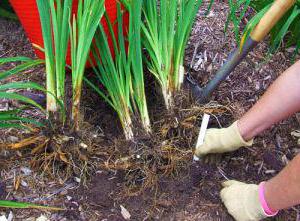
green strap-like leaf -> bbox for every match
[0,92,44,112]
[0,59,44,81]
[0,123,27,130]
[271,6,300,52]
[0,82,45,91]
[0,200,62,210]
[0,57,33,64]
[0,115,44,128]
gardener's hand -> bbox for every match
[221,180,268,221]
[194,121,253,157]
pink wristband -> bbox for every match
[258,182,279,217]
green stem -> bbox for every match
[45,59,58,114]
[119,111,134,141]
[162,85,173,111]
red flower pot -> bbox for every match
[9,0,125,67]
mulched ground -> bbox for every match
[1,1,300,220]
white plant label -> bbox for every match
[194,113,210,161]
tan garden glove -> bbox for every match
[220,180,268,221]
[195,121,253,157]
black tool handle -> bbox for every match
[196,37,258,103]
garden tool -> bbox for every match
[187,0,296,103]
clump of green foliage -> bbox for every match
[1,0,105,133]
[0,0,18,20]
[226,0,300,55]
[70,0,105,131]
[141,0,203,110]
[1,0,205,141]
[87,1,151,140]
[36,0,105,131]
[36,0,72,123]
[0,57,45,129]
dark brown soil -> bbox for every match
[1,1,300,221]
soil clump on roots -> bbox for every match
[66,89,228,220]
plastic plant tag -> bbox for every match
[194,113,210,161]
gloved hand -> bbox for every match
[195,121,253,157]
[221,180,264,221]
[221,180,274,221]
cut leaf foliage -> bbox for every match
[0,57,45,129]
[88,2,150,140]
[141,0,203,110]
[70,0,105,131]
[226,0,300,56]
[36,0,72,121]
[0,200,62,210]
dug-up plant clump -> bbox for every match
[93,92,228,194]
[0,0,106,181]
[0,0,228,189]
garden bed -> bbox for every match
[1,1,300,220]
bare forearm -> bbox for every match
[238,60,300,141]
[264,154,300,211]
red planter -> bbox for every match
[9,0,124,66]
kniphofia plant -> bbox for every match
[36,0,72,122]
[0,57,45,129]
[70,0,105,131]
[87,1,151,140]
[142,0,203,110]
